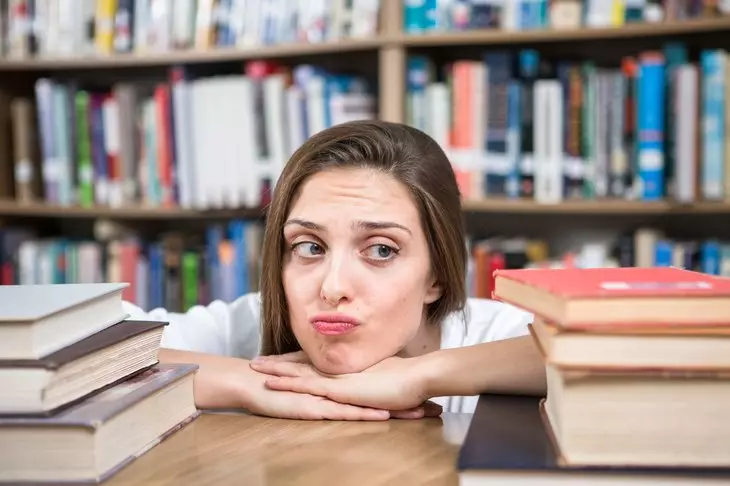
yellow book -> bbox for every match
[95,0,118,54]
[611,0,626,25]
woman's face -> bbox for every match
[282,167,442,375]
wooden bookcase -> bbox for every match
[0,6,729,223]
[1,1,730,300]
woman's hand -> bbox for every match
[159,348,429,421]
[249,352,438,415]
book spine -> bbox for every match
[637,52,665,201]
[701,49,726,200]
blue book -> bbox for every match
[406,56,431,131]
[637,53,665,200]
[701,50,726,200]
[654,240,673,267]
[205,225,223,302]
[228,220,249,298]
[422,0,438,30]
[702,240,721,275]
[403,0,426,33]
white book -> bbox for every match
[675,64,698,204]
[190,79,215,209]
[534,80,563,204]
[171,72,196,208]
[264,74,289,192]
[286,85,306,157]
[133,0,151,51]
[305,74,327,136]
[240,0,262,46]
[0,283,129,360]
[351,0,379,37]
[172,0,196,48]
[425,82,450,152]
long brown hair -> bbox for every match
[259,120,467,356]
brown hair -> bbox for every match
[259,120,467,356]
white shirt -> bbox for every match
[122,295,533,414]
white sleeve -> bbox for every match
[458,298,534,347]
[121,292,262,359]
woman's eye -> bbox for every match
[365,244,398,260]
[292,242,324,258]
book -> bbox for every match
[0,319,167,415]
[0,283,130,360]
[542,364,730,468]
[457,394,730,485]
[529,315,730,371]
[0,363,200,484]
[492,266,730,328]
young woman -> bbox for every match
[123,120,545,420]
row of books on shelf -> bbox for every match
[2,220,728,312]
[1,0,381,60]
[0,282,199,483]
[408,42,730,203]
[0,219,263,312]
[405,0,730,33]
[467,227,730,298]
[0,61,375,209]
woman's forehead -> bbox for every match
[287,168,420,222]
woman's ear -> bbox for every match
[424,279,443,304]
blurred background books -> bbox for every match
[0,0,729,314]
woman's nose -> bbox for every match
[320,252,355,306]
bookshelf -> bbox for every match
[2,199,730,219]
[1,0,729,309]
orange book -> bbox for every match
[493,266,730,329]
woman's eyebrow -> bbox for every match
[284,219,412,235]
[284,219,324,231]
[355,220,412,235]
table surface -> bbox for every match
[107,411,474,486]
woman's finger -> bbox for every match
[250,359,317,377]
[301,397,389,421]
[265,376,332,398]
[320,400,391,421]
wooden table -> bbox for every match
[107,412,475,486]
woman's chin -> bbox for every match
[311,351,381,375]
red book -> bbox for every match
[492,267,730,330]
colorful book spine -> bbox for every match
[637,52,665,201]
[75,91,93,208]
[701,49,727,201]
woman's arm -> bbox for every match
[160,348,437,419]
[418,335,546,398]
[159,348,258,410]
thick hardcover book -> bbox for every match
[492,266,730,328]
[457,394,730,485]
[0,364,200,484]
[0,319,165,369]
[0,282,130,360]
[0,320,167,416]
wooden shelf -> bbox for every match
[0,37,390,71]
[460,199,730,214]
[1,200,729,219]
[2,17,729,71]
[0,201,264,219]
[398,16,730,47]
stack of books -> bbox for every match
[0,283,199,484]
[458,266,730,484]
